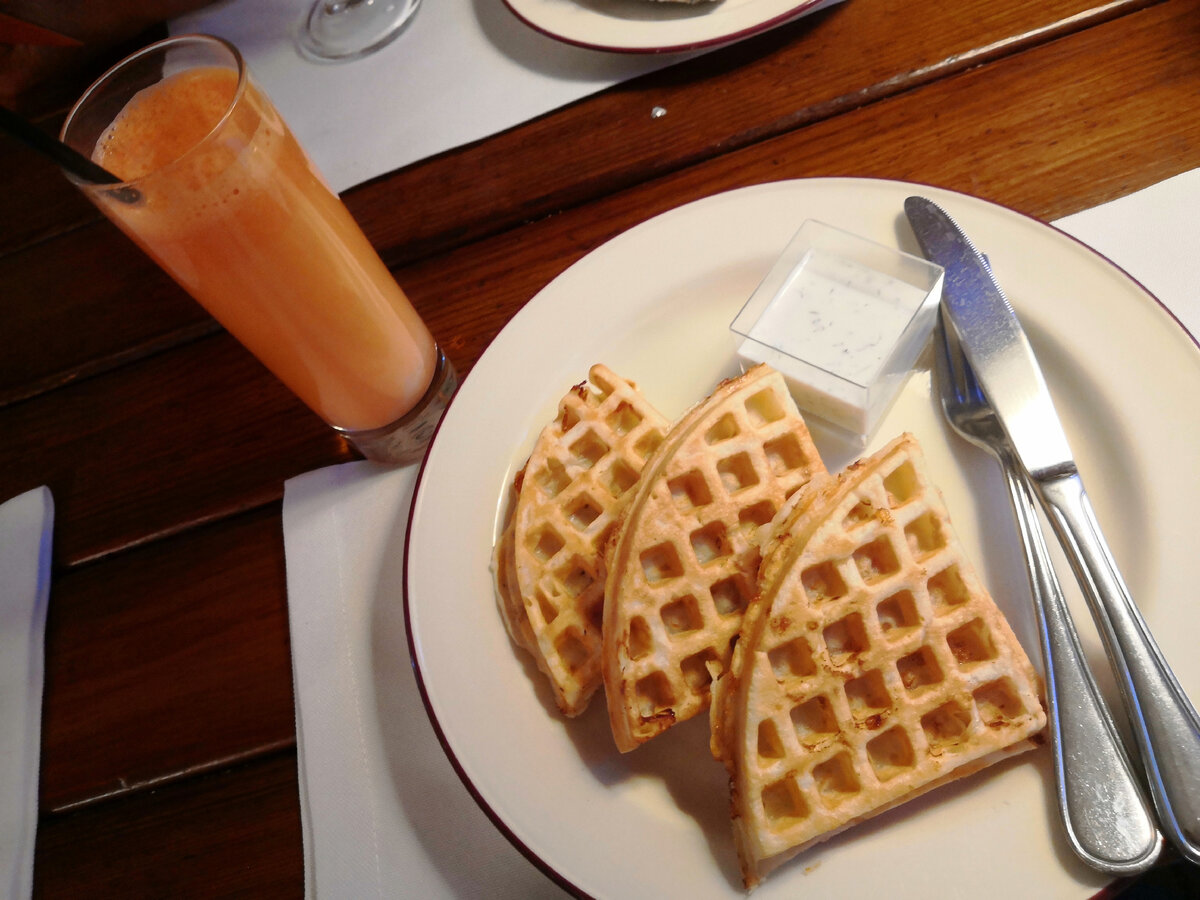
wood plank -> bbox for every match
[40,504,295,812]
[2,0,1198,567]
[34,752,304,899]
[0,118,97,256]
[0,0,1158,407]
[346,0,1160,270]
[0,223,213,406]
[0,332,352,566]
[0,26,169,255]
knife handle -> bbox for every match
[1000,453,1161,873]
[1038,472,1200,865]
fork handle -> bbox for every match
[1037,471,1200,864]
[998,451,1160,872]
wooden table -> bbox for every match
[4,0,1200,895]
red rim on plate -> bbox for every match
[500,0,831,54]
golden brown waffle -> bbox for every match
[711,433,1047,887]
[602,364,827,752]
[494,364,670,716]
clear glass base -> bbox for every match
[336,346,457,465]
[297,0,422,62]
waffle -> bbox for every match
[602,364,827,752]
[710,433,1047,887]
[494,364,670,716]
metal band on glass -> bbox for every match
[336,345,458,465]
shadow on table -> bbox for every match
[1102,859,1200,899]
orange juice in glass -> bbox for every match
[60,34,455,463]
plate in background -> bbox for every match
[502,0,838,53]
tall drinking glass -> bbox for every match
[59,34,455,464]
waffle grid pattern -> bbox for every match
[610,371,826,745]
[731,437,1045,873]
[508,365,669,715]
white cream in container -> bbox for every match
[731,220,944,445]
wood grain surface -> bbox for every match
[5,0,1199,895]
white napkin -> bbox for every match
[282,169,1200,898]
[1053,169,1200,341]
[0,486,54,900]
[282,462,566,899]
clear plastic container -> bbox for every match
[731,219,944,445]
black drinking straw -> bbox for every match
[0,105,140,202]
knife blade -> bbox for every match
[903,200,1074,478]
[904,195,1200,865]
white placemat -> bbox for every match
[171,0,695,193]
[1054,172,1200,341]
[281,170,1200,897]
[0,486,54,900]
[283,462,566,898]
[172,0,842,193]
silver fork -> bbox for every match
[933,307,1162,874]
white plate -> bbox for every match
[502,0,837,54]
[405,178,1200,898]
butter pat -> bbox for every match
[731,220,943,444]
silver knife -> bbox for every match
[904,195,1200,866]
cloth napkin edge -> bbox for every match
[1,485,54,900]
